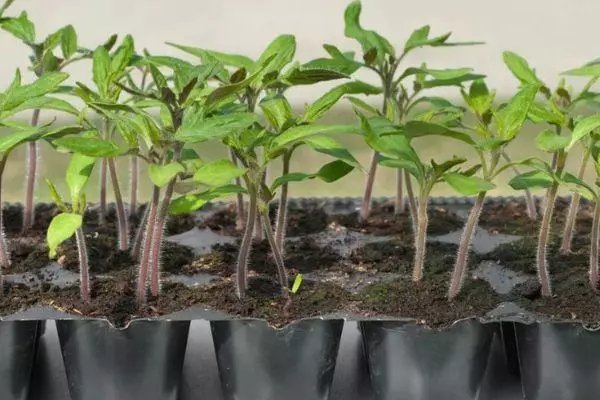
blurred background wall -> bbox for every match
[0,0,599,201]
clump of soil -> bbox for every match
[357,275,501,328]
[198,202,329,237]
[185,237,340,276]
[350,240,471,275]
[3,203,61,236]
[331,202,463,236]
[160,241,196,274]
[57,235,134,274]
[0,283,42,315]
[8,237,50,272]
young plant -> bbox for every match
[46,153,96,302]
[447,79,541,299]
[360,113,483,282]
[322,0,483,221]
[0,6,87,232]
[168,33,354,234]
[0,69,74,293]
[67,36,138,250]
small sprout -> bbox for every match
[291,274,303,294]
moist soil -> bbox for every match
[330,202,463,236]
[2,198,599,328]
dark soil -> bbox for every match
[185,237,340,276]
[357,275,501,328]
[8,237,50,272]
[198,202,329,238]
[331,202,463,236]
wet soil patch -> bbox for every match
[331,202,463,236]
[185,237,340,276]
[350,240,472,275]
[357,275,501,328]
[8,237,50,273]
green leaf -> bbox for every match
[298,57,361,76]
[535,129,571,152]
[271,172,313,190]
[304,81,382,122]
[443,172,495,195]
[497,83,540,140]
[527,102,565,125]
[509,170,554,190]
[1,11,35,43]
[315,159,354,182]
[166,42,254,70]
[346,96,379,115]
[302,135,362,169]
[283,67,349,85]
[168,185,246,215]
[2,72,70,110]
[377,155,422,180]
[0,126,43,154]
[54,136,122,157]
[45,178,67,212]
[561,172,597,200]
[60,25,78,59]
[149,162,185,188]
[66,153,95,201]
[176,112,257,143]
[291,273,303,294]
[403,121,475,145]
[259,95,294,132]
[3,95,79,117]
[562,63,600,77]
[110,35,134,76]
[567,114,600,151]
[193,159,247,187]
[47,213,82,258]
[92,46,111,97]
[254,34,296,81]
[422,73,485,89]
[270,124,360,152]
[502,51,540,84]
[344,1,394,62]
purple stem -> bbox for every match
[394,169,405,214]
[590,200,600,290]
[0,157,11,294]
[236,190,257,300]
[107,157,129,250]
[99,158,108,225]
[129,155,138,218]
[136,186,159,304]
[75,228,90,302]
[23,108,40,232]
[230,149,245,231]
[360,151,379,222]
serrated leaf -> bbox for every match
[502,51,540,84]
[92,46,111,97]
[443,172,495,195]
[535,129,571,152]
[47,213,82,258]
[166,42,254,70]
[567,114,600,151]
[3,95,78,117]
[346,96,379,115]
[2,72,69,110]
[497,83,540,140]
[270,124,360,152]
[66,153,95,201]
[259,95,294,131]
[509,170,555,190]
[168,185,247,215]
[254,34,296,82]
[149,162,185,188]
[192,159,247,187]
[527,102,565,125]
[299,57,361,76]
[54,136,122,157]
[283,67,349,85]
[0,126,44,154]
[403,120,475,145]
[60,25,77,59]
[176,112,257,143]
[304,81,381,122]
[111,35,134,76]
[1,11,35,43]
[344,1,394,62]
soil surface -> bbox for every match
[2,197,599,327]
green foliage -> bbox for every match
[47,213,82,258]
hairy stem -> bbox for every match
[560,151,590,253]
[148,180,175,297]
[262,211,290,296]
[23,108,40,232]
[590,200,600,290]
[394,169,405,214]
[131,201,150,260]
[449,191,486,300]
[502,151,536,220]
[129,155,138,217]
[236,191,257,300]
[412,192,429,282]
[537,152,566,297]
[253,170,266,240]
[136,186,159,304]
[360,151,379,222]
[99,158,108,225]
[230,149,245,231]
[274,153,291,253]
[405,170,418,231]
[0,157,11,294]
[107,157,129,250]
[75,228,90,302]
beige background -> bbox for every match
[0,0,598,201]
